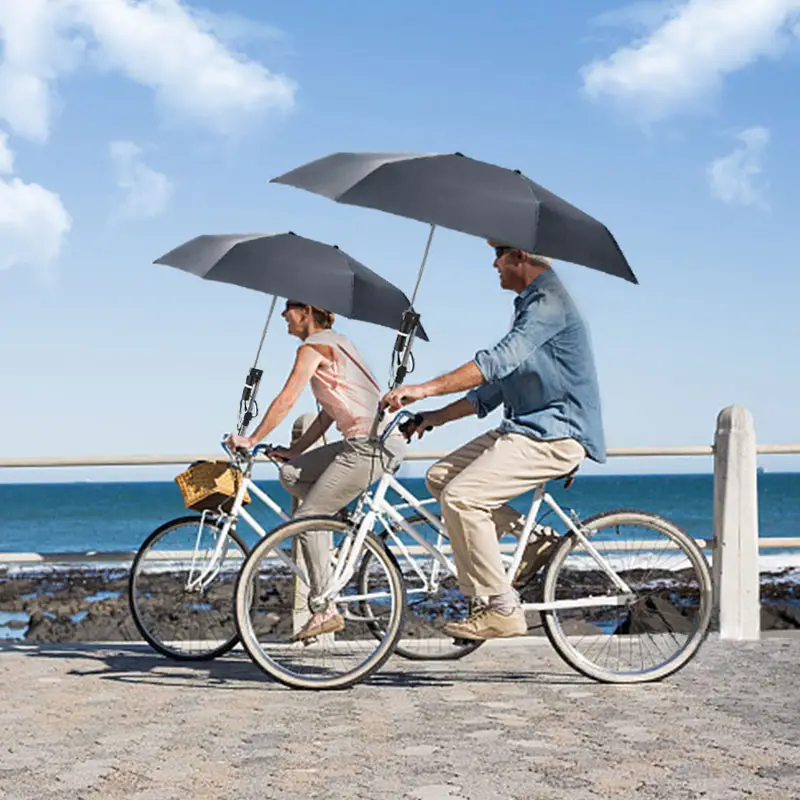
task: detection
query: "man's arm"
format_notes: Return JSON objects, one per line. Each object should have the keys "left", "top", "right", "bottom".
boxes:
{"left": 382, "top": 361, "right": 484, "bottom": 410}
{"left": 466, "top": 381, "right": 503, "bottom": 418}
{"left": 404, "top": 397, "right": 477, "bottom": 440}
{"left": 417, "top": 360, "right": 484, "bottom": 397}
{"left": 474, "top": 290, "right": 566, "bottom": 383}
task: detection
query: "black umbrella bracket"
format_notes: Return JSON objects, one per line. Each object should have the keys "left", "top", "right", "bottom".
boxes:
{"left": 237, "top": 366, "right": 263, "bottom": 435}
{"left": 390, "top": 308, "right": 421, "bottom": 389}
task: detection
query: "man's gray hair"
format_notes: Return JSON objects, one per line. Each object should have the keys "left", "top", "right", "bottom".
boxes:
{"left": 488, "top": 240, "right": 552, "bottom": 268}
{"left": 524, "top": 252, "right": 552, "bottom": 269}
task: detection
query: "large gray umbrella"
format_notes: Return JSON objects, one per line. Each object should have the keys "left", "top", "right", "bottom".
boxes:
{"left": 155, "top": 231, "right": 427, "bottom": 340}
{"left": 155, "top": 231, "right": 427, "bottom": 432}
{"left": 271, "top": 151, "right": 637, "bottom": 284}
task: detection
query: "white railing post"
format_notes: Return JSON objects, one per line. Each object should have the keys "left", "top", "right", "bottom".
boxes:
{"left": 712, "top": 405, "right": 760, "bottom": 640}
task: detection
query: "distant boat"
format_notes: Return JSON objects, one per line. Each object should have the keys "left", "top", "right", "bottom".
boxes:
{"left": 757, "top": 466, "right": 766, "bottom": 475}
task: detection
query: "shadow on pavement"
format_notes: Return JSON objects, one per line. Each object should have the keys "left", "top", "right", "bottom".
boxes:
{"left": 1, "top": 641, "right": 592, "bottom": 691}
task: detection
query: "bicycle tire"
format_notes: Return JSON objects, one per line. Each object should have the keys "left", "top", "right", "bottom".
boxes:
{"left": 235, "top": 516, "right": 407, "bottom": 690}
{"left": 129, "top": 515, "right": 249, "bottom": 661}
{"left": 541, "top": 509, "right": 712, "bottom": 684}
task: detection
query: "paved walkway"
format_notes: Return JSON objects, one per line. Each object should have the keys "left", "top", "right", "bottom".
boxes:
{"left": 0, "top": 635, "right": 798, "bottom": 800}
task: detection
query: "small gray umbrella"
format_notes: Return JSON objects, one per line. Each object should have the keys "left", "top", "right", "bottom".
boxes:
{"left": 155, "top": 231, "right": 427, "bottom": 432}
{"left": 271, "top": 151, "right": 637, "bottom": 284}
{"left": 155, "top": 231, "right": 428, "bottom": 340}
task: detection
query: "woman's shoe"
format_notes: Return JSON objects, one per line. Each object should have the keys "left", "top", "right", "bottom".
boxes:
{"left": 291, "top": 610, "right": 345, "bottom": 641}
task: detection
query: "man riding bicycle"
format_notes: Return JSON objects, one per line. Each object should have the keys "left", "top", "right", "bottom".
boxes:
{"left": 382, "top": 243, "right": 605, "bottom": 640}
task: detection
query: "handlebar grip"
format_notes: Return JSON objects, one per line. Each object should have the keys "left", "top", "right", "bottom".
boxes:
{"left": 398, "top": 413, "right": 434, "bottom": 441}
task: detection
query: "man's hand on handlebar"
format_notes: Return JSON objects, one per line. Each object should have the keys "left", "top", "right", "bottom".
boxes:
{"left": 381, "top": 383, "right": 428, "bottom": 412}
{"left": 398, "top": 410, "right": 443, "bottom": 442}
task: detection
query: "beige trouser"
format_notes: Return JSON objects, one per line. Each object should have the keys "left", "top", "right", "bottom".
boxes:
{"left": 280, "top": 436, "right": 405, "bottom": 593}
{"left": 425, "top": 429, "right": 586, "bottom": 597}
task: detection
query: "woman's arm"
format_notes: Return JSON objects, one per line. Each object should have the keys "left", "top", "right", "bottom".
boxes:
{"left": 233, "top": 345, "right": 323, "bottom": 448}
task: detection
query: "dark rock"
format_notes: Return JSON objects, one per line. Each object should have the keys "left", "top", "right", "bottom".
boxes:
{"left": 761, "top": 603, "right": 800, "bottom": 630}
{"left": 616, "top": 594, "right": 696, "bottom": 635}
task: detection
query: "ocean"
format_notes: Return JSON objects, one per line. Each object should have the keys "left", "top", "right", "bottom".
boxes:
{"left": 1, "top": 472, "right": 799, "bottom": 566}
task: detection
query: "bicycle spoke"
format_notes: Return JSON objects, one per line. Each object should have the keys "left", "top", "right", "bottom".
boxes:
{"left": 541, "top": 510, "right": 712, "bottom": 683}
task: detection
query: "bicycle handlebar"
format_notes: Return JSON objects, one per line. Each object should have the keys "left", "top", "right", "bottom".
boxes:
{"left": 378, "top": 409, "right": 418, "bottom": 443}
{"left": 220, "top": 436, "right": 277, "bottom": 463}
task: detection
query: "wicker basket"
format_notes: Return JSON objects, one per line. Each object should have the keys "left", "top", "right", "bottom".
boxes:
{"left": 174, "top": 460, "right": 251, "bottom": 512}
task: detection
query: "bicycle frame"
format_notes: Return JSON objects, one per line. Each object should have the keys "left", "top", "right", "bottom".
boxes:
{"left": 185, "top": 463, "right": 289, "bottom": 591}
{"left": 311, "top": 469, "right": 635, "bottom": 612}
{"left": 201, "top": 425, "right": 635, "bottom": 613}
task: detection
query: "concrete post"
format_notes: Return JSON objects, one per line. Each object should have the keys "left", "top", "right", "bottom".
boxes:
{"left": 712, "top": 405, "right": 760, "bottom": 640}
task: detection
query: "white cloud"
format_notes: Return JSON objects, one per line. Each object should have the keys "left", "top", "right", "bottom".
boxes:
{"left": 0, "top": 0, "right": 85, "bottom": 142}
{"left": 0, "top": 0, "right": 296, "bottom": 142}
{"left": 707, "top": 127, "right": 770, "bottom": 208}
{"left": 582, "top": 0, "right": 800, "bottom": 120}
{"left": 110, "top": 140, "right": 172, "bottom": 219}
{"left": 0, "top": 136, "right": 71, "bottom": 276}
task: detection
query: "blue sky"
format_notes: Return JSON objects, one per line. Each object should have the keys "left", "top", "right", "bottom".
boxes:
{"left": 2, "top": 0, "right": 799, "bottom": 482}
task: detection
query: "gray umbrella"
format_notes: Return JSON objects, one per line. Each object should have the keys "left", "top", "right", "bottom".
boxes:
{"left": 271, "top": 151, "right": 637, "bottom": 284}
{"left": 155, "top": 231, "right": 427, "bottom": 432}
{"left": 155, "top": 231, "right": 428, "bottom": 340}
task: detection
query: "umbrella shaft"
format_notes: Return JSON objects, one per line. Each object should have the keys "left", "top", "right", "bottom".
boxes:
{"left": 410, "top": 224, "right": 436, "bottom": 306}
{"left": 253, "top": 295, "right": 278, "bottom": 366}
{"left": 237, "top": 295, "right": 277, "bottom": 434}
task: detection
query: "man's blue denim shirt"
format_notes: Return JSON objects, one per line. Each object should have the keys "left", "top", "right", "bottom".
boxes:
{"left": 466, "top": 270, "right": 606, "bottom": 463}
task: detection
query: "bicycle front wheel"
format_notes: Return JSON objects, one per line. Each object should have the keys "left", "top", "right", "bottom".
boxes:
{"left": 235, "top": 517, "right": 406, "bottom": 690}
{"left": 129, "top": 515, "right": 249, "bottom": 660}
{"left": 541, "top": 509, "right": 712, "bottom": 683}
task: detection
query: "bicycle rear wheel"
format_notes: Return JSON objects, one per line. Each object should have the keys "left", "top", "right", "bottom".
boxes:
{"left": 235, "top": 517, "right": 406, "bottom": 690}
{"left": 541, "top": 509, "right": 712, "bottom": 683}
{"left": 129, "top": 515, "right": 248, "bottom": 660}
{"left": 363, "top": 513, "right": 483, "bottom": 661}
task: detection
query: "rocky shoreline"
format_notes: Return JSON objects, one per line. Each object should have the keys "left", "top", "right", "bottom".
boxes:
{"left": 1, "top": 566, "right": 798, "bottom": 644}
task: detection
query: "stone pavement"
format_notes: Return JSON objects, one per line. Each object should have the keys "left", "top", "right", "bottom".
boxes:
{"left": 0, "top": 634, "right": 798, "bottom": 800}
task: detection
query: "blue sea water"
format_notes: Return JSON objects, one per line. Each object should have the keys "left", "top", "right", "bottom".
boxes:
{"left": 0, "top": 473, "right": 798, "bottom": 561}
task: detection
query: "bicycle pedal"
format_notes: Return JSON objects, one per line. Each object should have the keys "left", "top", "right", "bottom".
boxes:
{"left": 452, "top": 637, "right": 472, "bottom": 646}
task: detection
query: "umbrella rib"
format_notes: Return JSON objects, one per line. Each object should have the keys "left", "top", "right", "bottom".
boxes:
{"left": 334, "top": 153, "right": 437, "bottom": 204}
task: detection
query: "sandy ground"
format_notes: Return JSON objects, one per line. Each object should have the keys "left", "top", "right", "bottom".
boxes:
{"left": 0, "top": 634, "right": 798, "bottom": 800}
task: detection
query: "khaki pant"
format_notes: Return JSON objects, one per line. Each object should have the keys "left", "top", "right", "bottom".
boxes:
{"left": 425, "top": 429, "right": 585, "bottom": 596}
{"left": 280, "top": 436, "right": 406, "bottom": 593}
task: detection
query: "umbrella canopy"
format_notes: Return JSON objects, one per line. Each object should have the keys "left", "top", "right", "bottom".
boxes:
{"left": 155, "top": 231, "right": 428, "bottom": 340}
{"left": 271, "top": 151, "right": 637, "bottom": 284}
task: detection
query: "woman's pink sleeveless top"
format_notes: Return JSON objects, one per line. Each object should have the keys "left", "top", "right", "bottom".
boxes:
{"left": 304, "top": 330, "right": 383, "bottom": 438}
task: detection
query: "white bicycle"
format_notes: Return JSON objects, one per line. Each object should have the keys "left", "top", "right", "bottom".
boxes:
{"left": 129, "top": 431, "right": 494, "bottom": 663}
{"left": 233, "top": 411, "right": 713, "bottom": 690}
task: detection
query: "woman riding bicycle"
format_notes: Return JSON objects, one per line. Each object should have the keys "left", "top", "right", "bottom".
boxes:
{"left": 225, "top": 299, "right": 405, "bottom": 641}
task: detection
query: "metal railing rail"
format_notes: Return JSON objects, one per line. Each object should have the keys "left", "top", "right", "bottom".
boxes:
{"left": 1, "top": 408, "right": 798, "bottom": 642}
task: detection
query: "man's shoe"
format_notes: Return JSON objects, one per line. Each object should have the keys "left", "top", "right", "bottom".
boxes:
{"left": 442, "top": 606, "right": 527, "bottom": 641}
{"left": 513, "top": 526, "right": 559, "bottom": 589}
{"left": 291, "top": 610, "right": 345, "bottom": 642}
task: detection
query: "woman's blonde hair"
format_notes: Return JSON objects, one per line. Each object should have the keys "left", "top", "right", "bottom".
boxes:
{"left": 309, "top": 306, "right": 335, "bottom": 329}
